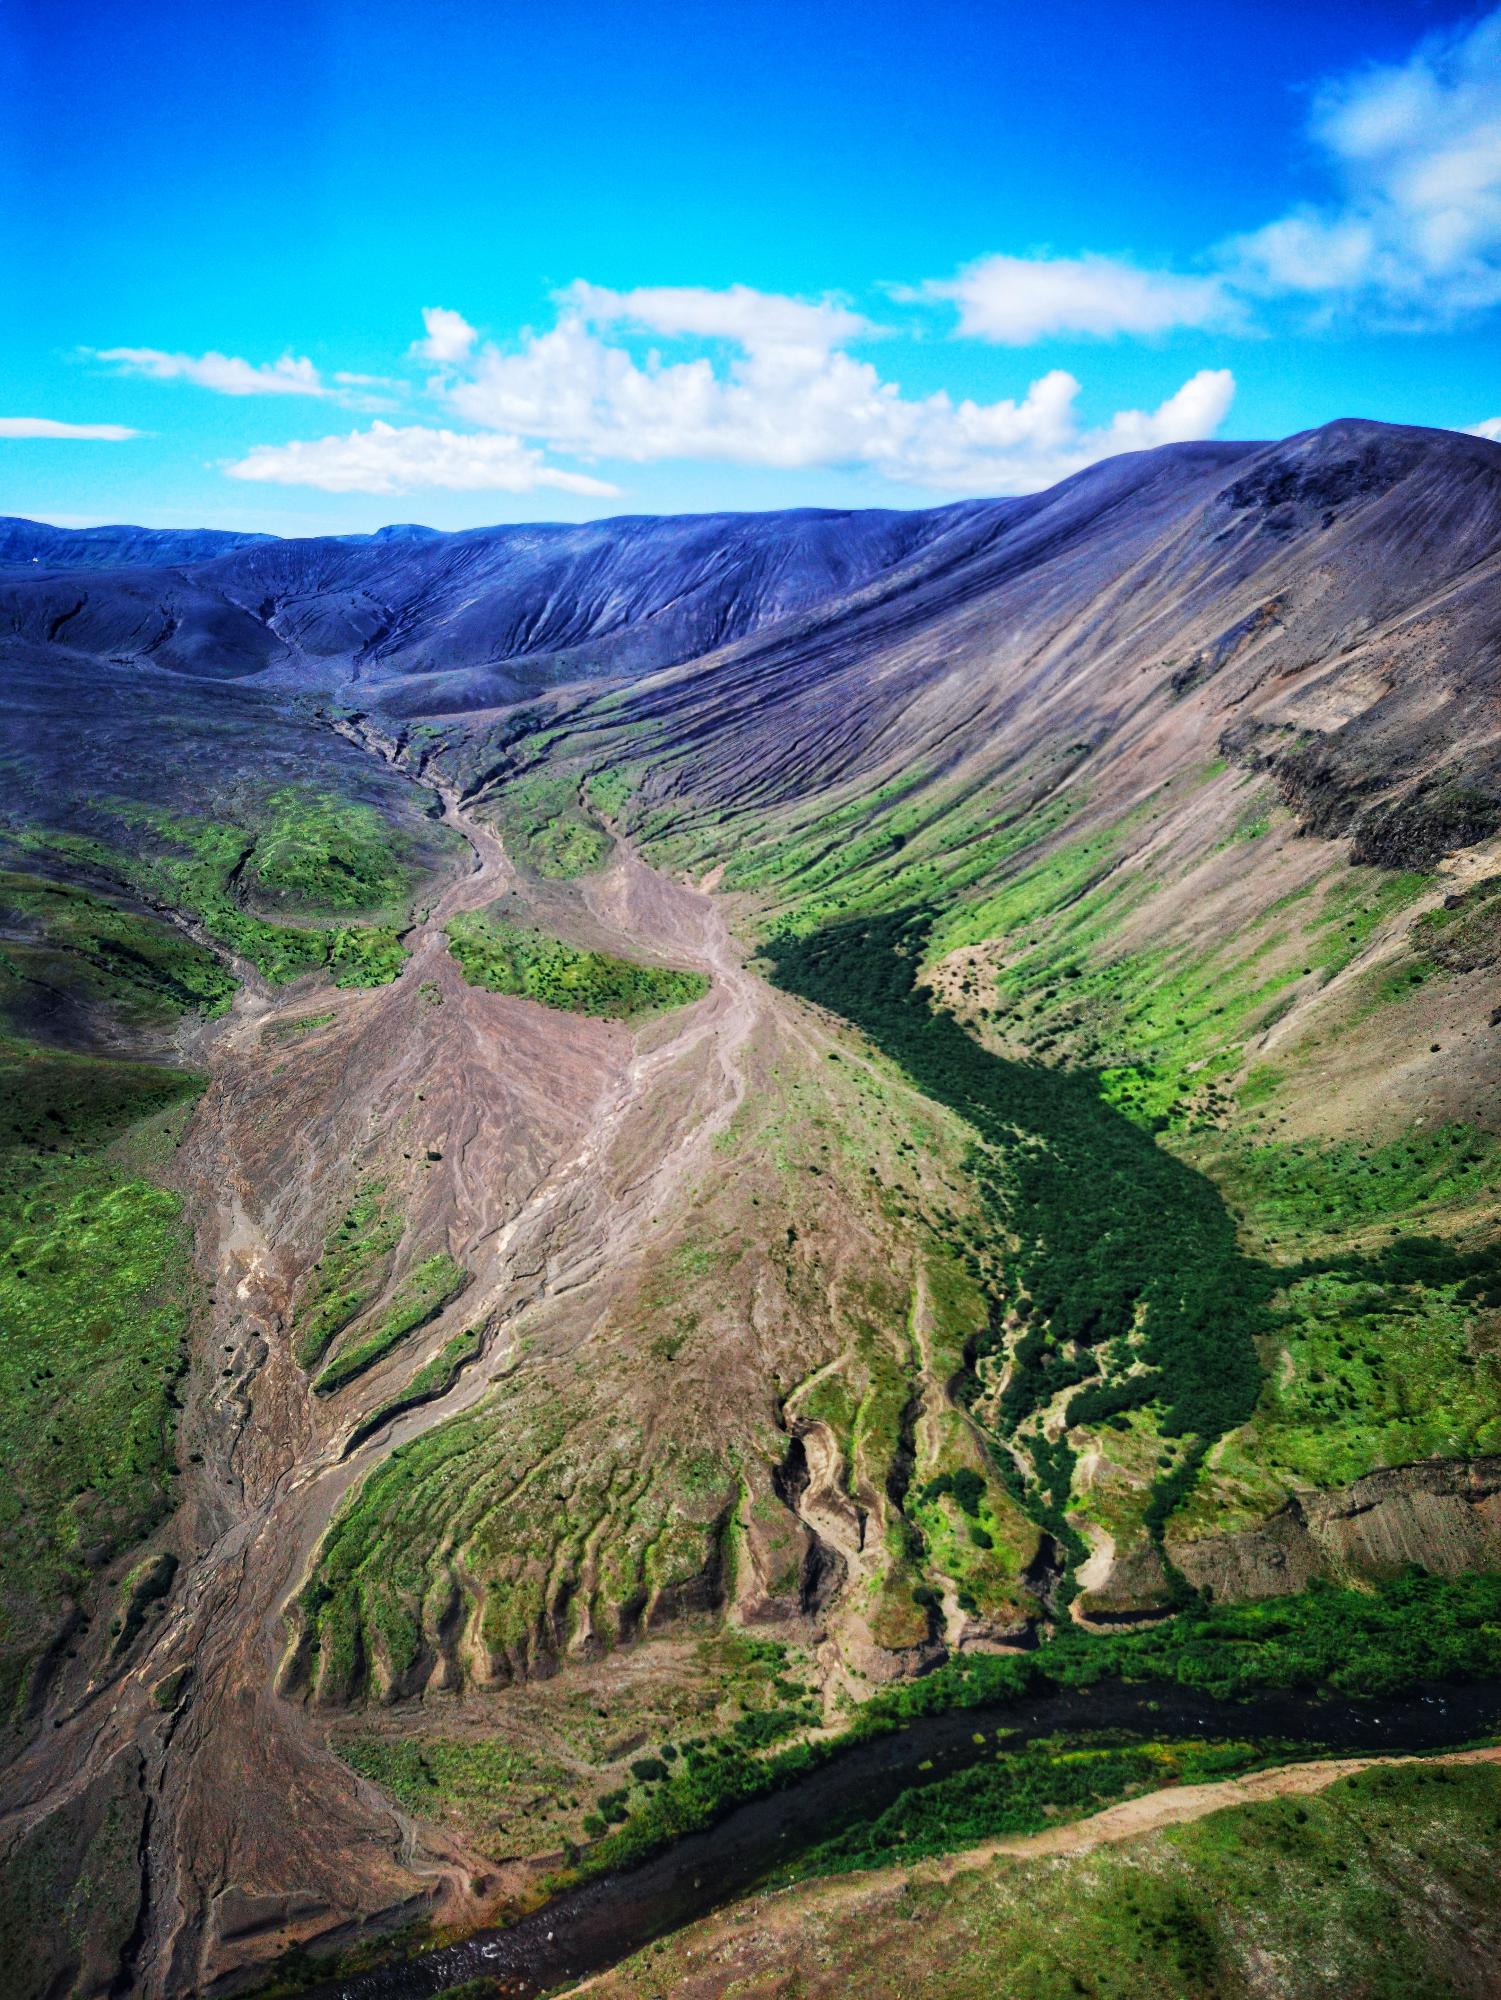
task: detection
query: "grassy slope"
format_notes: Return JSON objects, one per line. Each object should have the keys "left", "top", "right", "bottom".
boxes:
{"left": 0, "top": 1036, "right": 202, "bottom": 1720}
{"left": 611, "top": 738, "right": 1501, "bottom": 1592}
{"left": 590, "top": 1757, "right": 1501, "bottom": 2000}
{"left": 11, "top": 783, "right": 441, "bottom": 991}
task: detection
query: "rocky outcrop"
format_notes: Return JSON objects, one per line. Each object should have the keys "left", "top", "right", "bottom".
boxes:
{"left": 1171, "top": 1456, "right": 1501, "bottom": 1601}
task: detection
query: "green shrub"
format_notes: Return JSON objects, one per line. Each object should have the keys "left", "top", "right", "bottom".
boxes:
{"left": 447, "top": 908, "right": 708, "bottom": 1019}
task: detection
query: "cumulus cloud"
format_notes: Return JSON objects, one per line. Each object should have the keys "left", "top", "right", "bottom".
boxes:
{"left": 435, "top": 294, "right": 1234, "bottom": 493}
{"left": 225, "top": 419, "right": 620, "bottom": 496}
{"left": 1224, "top": 7, "right": 1501, "bottom": 321}
{"left": 915, "top": 11, "right": 1501, "bottom": 341}
{"left": 412, "top": 307, "right": 479, "bottom": 365}
{"left": 0, "top": 416, "right": 140, "bottom": 439}
{"left": 567, "top": 280, "right": 871, "bottom": 351}
{"left": 1467, "top": 417, "right": 1501, "bottom": 441}
{"left": 919, "top": 253, "right": 1236, "bottom": 344}
{"left": 95, "top": 346, "right": 335, "bottom": 396}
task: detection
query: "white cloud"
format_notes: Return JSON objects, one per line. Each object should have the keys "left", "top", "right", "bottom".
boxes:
{"left": 1092, "top": 368, "right": 1237, "bottom": 455}
{"left": 567, "top": 280, "right": 871, "bottom": 351}
{"left": 921, "top": 252, "right": 1236, "bottom": 344}
{"left": 435, "top": 299, "right": 1234, "bottom": 493}
{"left": 1467, "top": 417, "right": 1501, "bottom": 440}
{"left": 412, "top": 307, "right": 479, "bottom": 365}
{"left": 1224, "top": 7, "right": 1501, "bottom": 321}
{"left": 95, "top": 347, "right": 334, "bottom": 397}
{"left": 224, "top": 419, "right": 620, "bottom": 496}
{"left": 0, "top": 416, "right": 140, "bottom": 439}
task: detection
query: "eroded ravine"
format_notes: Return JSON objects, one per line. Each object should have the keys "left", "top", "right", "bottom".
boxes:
{"left": 0, "top": 726, "right": 773, "bottom": 1996}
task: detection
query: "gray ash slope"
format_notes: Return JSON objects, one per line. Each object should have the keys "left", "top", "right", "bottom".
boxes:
{"left": 494, "top": 419, "right": 1501, "bottom": 876}
{"left": 0, "top": 498, "right": 996, "bottom": 707}
{"left": 7, "top": 418, "right": 1500, "bottom": 870}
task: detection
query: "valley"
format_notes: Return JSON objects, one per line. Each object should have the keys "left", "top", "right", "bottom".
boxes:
{"left": 0, "top": 418, "right": 1498, "bottom": 1998}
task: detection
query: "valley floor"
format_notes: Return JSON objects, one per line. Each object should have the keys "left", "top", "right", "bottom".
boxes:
{"left": 577, "top": 1749, "right": 1501, "bottom": 2000}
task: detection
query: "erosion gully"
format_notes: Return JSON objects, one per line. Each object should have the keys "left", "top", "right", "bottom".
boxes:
{"left": 307, "top": 1676, "right": 1501, "bottom": 2000}
{"left": 6, "top": 721, "right": 1497, "bottom": 2000}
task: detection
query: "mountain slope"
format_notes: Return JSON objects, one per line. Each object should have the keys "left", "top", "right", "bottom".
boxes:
{"left": 0, "top": 500, "right": 992, "bottom": 704}
{"left": 0, "top": 419, "right": 1498, "bottom": 1998}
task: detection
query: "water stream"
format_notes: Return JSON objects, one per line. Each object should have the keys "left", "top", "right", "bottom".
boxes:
{"left": 308, "top": 1675, "right": 1501, "bottom": 1999}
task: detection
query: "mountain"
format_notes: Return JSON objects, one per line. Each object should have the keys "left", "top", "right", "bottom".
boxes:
{"left": 0, "top": 516, "right": 278, "bottom": 568}
{"left": 1, "top": 419, "right": 1498, "bottom": 2000}
{"left": 0, "top": 499, "right": 993, "bottom": 703}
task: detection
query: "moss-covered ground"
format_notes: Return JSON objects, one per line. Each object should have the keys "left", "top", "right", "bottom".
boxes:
{"left": 13, "top": 783, "right": 438, "bottom": 991}
{"left": 447, "top": 907, "right": 708, "bottom": 1018}
{"left": 0, "top": 1036, "right": 202, "bottom": 1720}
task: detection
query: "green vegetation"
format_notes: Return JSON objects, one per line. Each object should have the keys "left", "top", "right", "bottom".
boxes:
{"left": 0, "top": 1036, "right": 202, "bottom": 1718}
{"left": 873, "top": 1567, "right": 1501, "bottom": 1710}
{"left": 586, "top": 766, "right": 636, "bottom": 820}
{"left": 1415, "top": 872, "right": 1501, "bottom": 972}
{"left": 570, "top": 1569, "right": 1501, "bottom": 1883}
{"left": 296, "top": 1387, "right": 737, "bottom": 1705}
{"left": 349, "top": 1328, "right": 482, "bottom": 1445}
{"left": 1215, "top": 1124, "right": 1499, "bottom": 1252}
{"left": 399, "top": 1326, "right": 481, "bottom": 1403}
{"left": 314, "top": 1252, "right": 469, "bottom": 1396}
{"left": 0, "top": 869, "right": 235, "bottom": 1025}
{"left": 765, "top": 908, "right": 1268, "bottom": 1562}
{"left": 782, "top": 1733, "right": 1277, "bottom": 1877}
{"left": 247, "top": 788, "right": 416, "bottom": 913}
{"left": 293, "top": 1180, "right": 403, "bottom": 1370}
{"left": 340, "top": 1733, "right": 573, "bottom": 1835}
{"left": 18, "top": 785, "right": 422, "bottom": 992}
{"left": 492, "top": 770, "right": 611, "bottom": 877}
{"left": 264, "top": 1010, "right": 336, "bottom": 1044}
{"left": 605, "top": 1758, "right": 1501, "bottom": 2000}
{"left": 706, "top": 769, "right": 1081, "bottom": 942}
{"left": 971, "top": 845, "right": 1430, "bottom": 1137}
{"left": 324, "top": 924, "right": 408, "bottom": 988}
{"left": 0, "top": 1748, "right": 149, "bottom": 2000}
{"left": 447, "top": 907, "right": 708, "bottom": 1018}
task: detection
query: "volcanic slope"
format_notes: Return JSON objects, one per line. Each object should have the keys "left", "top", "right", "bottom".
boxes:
{"left": 0, "top": 417, "right": 1497, "bottom": 1998}
{"left": 0, "top": 500, "right": 991, "bottom": 705}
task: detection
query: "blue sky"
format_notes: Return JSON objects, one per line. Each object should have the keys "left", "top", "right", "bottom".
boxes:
{"left": 3, "top": 0, "right": 1499, "bottom": 534}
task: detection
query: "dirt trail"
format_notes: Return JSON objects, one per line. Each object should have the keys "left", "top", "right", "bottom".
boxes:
{"left": 0, "top": 726, "right": 780, "bottom": 1997}
{"left": 954, "top": 1741, "right": 1501, "bottom": 1868}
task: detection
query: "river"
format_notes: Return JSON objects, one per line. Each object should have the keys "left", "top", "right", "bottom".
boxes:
{"left": 306, "top": 1674, "right": 1501, "bottom": 1999}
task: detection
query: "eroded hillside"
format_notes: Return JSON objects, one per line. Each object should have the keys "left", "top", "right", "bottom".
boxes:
{"left": 0, "top": 419, "right": 1498, "bottom": 1999}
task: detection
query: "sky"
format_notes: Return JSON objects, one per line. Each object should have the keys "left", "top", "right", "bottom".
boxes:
{"left": 2, "top": 0, "right": 1499, "bottom": 536}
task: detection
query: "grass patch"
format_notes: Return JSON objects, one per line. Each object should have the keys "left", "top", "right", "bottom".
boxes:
{"left": 18, "top": 788, "right": 419, "bottom": 992}
{"left": 293, "top": 1180, "right": 404, "bottom": 1369}
{"left": 492, "top": 771, "right": 611, "bottom": 878}
{"left": 247, "top": 787, "right": 417, "bottom": 914}
{"left": 0, "top": 1037, "right": 201, "bottom": 1717}
{"left": 314, "top": 1252, "right": 470, "bottom": 1396}
{"left": 782, "top": 1732, "right": 1279, "bottom": 1877}
{"left": 447, "top": 908, "right": 708, "bottom": 1019}
{"left": 0, "top": 869, "right": 235, "bottom": 1026}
